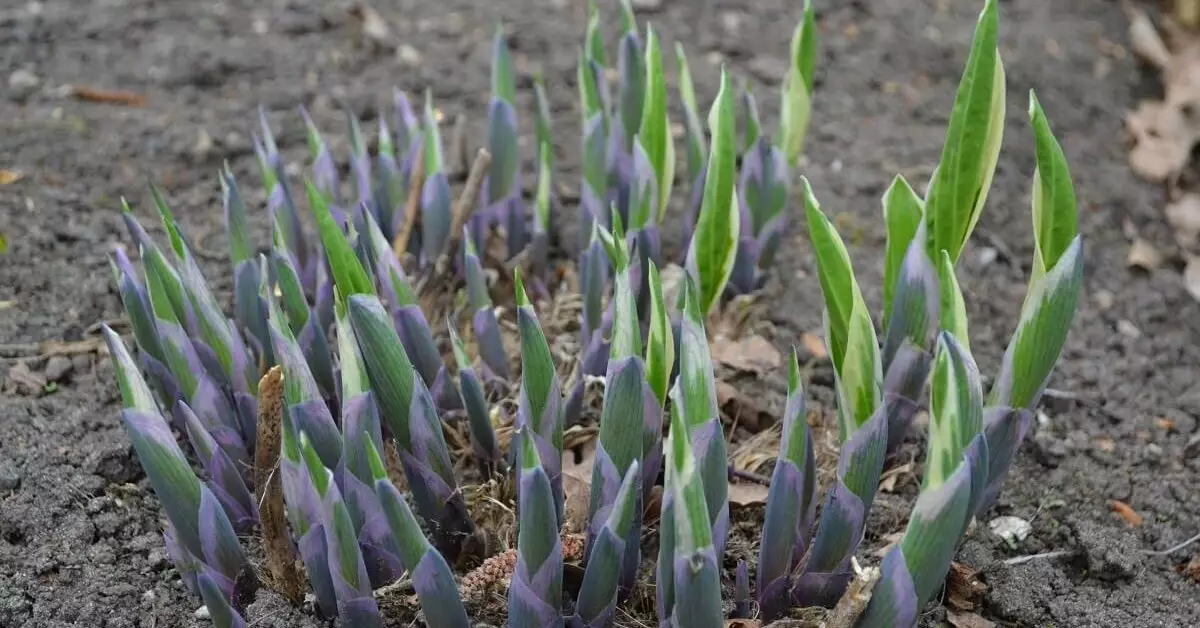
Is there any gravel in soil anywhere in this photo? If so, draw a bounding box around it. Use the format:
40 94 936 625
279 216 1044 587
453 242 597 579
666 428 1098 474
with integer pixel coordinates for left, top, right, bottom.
2 0 1200 626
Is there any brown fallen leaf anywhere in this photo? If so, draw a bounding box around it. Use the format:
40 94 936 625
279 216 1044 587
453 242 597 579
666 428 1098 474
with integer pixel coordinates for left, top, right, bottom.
945 562 988 611
801 331 828 361
878 461 913 493
70 85 147 107
1166 194 1200 248
562 438 597 533
1127 238 1164 270
1156 416 1177 431
1125 5 1200 186
6 361 47 396
1094 436 1117 453
1110 499 1144 527
716 380 771 432
1182 553 1200 582
727 480 770 507
712 334 783 375
947 609 996 628
725 620 761 628
0 170 22 185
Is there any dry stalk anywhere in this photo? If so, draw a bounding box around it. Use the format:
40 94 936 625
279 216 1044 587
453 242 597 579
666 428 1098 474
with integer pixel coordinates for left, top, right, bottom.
392 143 425 261
253 366 305 604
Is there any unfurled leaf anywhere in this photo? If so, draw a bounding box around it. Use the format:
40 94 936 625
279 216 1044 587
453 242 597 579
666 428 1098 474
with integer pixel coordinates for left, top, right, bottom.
617 30 646 151
990 236 1082 410
686 69 740 314
1028 90 1078 277
640 27 674 222
492 26 517 105
925 0 1005 263
803 180 882 436
308 179 374 308
882 175 925 325
779 1 818 167
740 84 762 154
675 44 707 184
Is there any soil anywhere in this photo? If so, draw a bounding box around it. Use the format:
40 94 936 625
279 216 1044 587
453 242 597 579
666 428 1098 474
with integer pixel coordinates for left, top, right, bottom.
3 0 1200 627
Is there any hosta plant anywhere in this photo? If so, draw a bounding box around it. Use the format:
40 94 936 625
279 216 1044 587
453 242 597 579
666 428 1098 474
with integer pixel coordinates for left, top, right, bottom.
101 2 1080 628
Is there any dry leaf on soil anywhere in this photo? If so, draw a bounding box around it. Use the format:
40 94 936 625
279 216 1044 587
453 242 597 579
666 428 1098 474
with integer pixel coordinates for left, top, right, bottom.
1124 6 1200 183
716 380 771 432
562 438 597 533
947 610 996 628
727 481 770 507
1127 237 1164 270
712 334 783 375
946 562 988 611
1110 499 1144 527
1166 194 1200 247
800 331 828 360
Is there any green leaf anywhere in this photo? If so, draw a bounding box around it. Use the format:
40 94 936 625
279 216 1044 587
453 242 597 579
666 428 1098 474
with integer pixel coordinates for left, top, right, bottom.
585 0 607 66
535 142 553 232
645 261 674 405
667 400 712 555
803 180 881 436
881 175 925 326
640 26 675 222
579 52 605 128
991 236 1083 409
1028 90 1078 275
779 1 818 167
618 0 635 34
686 68 740 315
492 25 517 105
336 307 369 399
148 181 187 261
740 83 762 153
925 0 1005 263
676 276 718 431
103 326 159 413
299 431 332 497
220 166 253 267
307 179 374 309
609 252 642 360
937 250 970 356
423 91 444 177
675 43 707 182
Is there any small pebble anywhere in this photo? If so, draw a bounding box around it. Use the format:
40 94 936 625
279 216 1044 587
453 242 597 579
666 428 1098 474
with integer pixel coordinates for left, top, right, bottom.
1094 289 1115 311
44 356 73 382
142 589 156 603
1116 319 1141 339
988 515 1032 549
8 69 40 93
1144 442 1163 464
194 605 210 620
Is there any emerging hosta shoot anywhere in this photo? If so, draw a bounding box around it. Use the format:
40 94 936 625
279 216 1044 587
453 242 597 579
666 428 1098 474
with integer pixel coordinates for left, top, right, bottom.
858 334 990 627
485 26 526 259
510 431 564 628
757 350 817 621
685 68 740 315
515 269 565 521
797 181 888 605
658 396 723 628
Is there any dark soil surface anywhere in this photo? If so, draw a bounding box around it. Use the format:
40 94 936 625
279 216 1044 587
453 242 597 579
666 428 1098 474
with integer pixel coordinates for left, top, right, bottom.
3 0 1200 626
